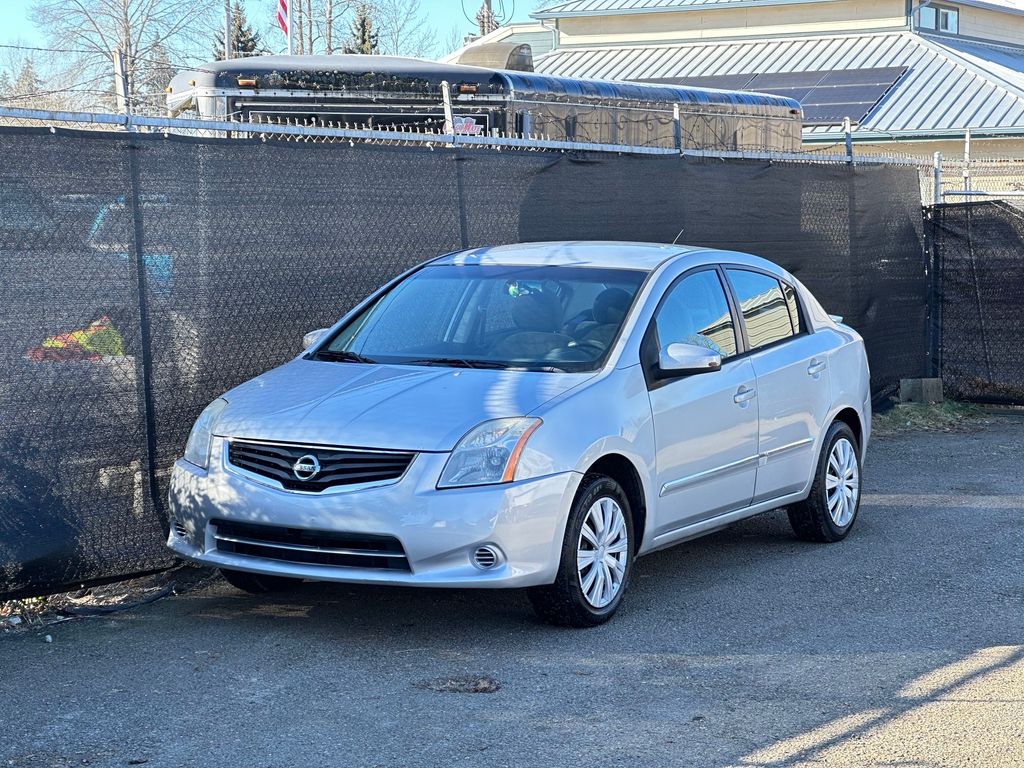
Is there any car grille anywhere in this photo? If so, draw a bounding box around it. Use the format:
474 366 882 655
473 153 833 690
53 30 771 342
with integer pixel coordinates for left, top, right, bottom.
212 519 410 571
227 439 414 493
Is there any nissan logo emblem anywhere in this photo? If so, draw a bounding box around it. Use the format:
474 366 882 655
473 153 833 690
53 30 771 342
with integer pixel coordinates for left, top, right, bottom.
292 454 321 481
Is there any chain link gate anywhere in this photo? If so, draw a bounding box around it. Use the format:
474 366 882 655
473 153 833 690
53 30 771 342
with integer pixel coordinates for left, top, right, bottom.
927 201 1024 405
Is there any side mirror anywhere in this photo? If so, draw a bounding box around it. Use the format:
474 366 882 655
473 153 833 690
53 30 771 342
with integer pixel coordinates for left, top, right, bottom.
302 328 329 350
657 342 722 378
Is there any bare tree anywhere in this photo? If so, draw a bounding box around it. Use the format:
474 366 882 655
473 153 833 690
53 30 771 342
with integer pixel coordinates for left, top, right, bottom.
373 0 437 58
31 0 218 110
289 0 355 55
325 0 336 53
441 24 466 57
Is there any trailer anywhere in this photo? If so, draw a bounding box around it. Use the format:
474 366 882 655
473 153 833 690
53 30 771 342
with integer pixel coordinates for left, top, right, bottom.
167 54 803 153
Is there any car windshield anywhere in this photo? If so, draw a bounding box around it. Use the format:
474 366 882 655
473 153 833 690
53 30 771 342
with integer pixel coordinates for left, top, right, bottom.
317 264 647 372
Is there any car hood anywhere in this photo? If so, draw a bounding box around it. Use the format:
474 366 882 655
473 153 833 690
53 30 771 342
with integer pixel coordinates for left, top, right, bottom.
214 358 594 452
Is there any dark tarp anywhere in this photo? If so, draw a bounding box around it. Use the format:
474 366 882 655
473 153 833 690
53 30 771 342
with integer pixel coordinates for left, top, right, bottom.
0 128 926 598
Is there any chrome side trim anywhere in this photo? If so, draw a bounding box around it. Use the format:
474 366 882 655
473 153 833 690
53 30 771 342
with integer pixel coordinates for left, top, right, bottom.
659 437 815 497
213 533 403 559
660 454 759 496
761 437 814 459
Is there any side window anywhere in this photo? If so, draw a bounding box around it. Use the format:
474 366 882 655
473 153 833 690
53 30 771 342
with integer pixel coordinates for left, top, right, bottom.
654 270 737 358
726 269 795 350
781 281 802 334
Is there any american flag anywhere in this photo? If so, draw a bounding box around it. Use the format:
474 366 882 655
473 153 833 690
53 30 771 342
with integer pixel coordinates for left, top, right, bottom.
276 0 289 37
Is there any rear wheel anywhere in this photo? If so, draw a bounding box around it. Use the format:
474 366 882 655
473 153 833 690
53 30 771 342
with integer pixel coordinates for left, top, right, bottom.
788 421 862 543
528 474 634 627
219 568 302 594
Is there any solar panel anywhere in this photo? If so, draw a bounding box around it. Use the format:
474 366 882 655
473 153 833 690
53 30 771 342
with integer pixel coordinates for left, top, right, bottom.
637 67 907 126
746 71 828 88
641 75 751 91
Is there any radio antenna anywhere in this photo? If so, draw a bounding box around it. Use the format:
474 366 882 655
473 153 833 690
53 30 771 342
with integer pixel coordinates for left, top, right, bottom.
671 228 685 245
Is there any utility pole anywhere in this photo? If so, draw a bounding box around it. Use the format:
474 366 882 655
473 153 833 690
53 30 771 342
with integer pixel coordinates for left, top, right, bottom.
224 0 232 59
476 0 498 35
325 0 334 54
113 47 132 129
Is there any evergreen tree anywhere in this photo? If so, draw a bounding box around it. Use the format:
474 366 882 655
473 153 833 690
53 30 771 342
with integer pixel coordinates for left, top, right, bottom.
0 70 12 102
136 40 177 114
12 59 45 106
343 4 379 55
214 1 267 59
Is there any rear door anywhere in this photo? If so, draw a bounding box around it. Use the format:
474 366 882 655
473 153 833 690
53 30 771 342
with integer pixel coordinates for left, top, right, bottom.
724 268 834 502
646 268 759 536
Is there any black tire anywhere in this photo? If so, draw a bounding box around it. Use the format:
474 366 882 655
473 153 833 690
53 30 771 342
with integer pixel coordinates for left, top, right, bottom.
788 421 862 543
528 473 635 627
219 568 302 594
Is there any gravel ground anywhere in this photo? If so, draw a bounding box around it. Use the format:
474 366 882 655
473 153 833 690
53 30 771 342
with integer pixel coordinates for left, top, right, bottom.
2 416 1022 768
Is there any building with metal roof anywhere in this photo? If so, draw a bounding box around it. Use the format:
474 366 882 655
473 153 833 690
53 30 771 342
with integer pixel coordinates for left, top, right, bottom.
532 0 1024 19
459 0 1024 157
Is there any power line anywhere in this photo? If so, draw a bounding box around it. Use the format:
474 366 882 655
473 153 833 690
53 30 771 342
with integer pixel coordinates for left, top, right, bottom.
0 43 107 57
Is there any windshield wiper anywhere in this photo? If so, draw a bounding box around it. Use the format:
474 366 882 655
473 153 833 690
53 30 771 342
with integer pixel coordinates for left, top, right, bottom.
406 358 510 370
523 365 569 373
313 349 377 364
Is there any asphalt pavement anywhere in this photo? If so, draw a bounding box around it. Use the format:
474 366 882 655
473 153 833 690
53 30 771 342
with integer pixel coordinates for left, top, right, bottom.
2 417 1023 768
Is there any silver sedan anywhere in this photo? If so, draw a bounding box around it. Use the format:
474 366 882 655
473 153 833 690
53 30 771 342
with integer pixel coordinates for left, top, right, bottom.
168 242 870 626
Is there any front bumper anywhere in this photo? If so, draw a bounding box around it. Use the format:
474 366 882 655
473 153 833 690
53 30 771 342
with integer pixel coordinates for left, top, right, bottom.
167 437 582 588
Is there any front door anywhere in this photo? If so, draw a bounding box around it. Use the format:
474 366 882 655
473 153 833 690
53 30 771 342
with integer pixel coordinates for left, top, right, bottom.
647 268 759 537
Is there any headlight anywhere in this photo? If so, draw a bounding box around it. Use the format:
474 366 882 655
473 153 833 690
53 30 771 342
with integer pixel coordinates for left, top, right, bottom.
437 417 542 489
183 398 227 469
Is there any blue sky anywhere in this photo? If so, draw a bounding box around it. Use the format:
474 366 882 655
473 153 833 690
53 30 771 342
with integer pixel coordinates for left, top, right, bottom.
0 0 535 50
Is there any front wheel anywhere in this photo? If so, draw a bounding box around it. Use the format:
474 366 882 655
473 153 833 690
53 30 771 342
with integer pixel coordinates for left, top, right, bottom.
528 474 634 627
788 421 862 543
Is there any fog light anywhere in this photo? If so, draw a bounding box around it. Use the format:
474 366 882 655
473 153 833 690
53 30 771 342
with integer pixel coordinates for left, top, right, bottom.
473 545 501 570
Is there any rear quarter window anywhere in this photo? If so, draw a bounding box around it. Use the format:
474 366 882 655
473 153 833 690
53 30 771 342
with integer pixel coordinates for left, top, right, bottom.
725 269 795 350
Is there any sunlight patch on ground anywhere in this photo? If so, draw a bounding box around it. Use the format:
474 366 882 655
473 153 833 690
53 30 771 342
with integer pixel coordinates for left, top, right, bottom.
732 646 1024 767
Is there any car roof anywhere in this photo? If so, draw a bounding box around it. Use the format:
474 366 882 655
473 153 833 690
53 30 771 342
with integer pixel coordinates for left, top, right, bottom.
435 241 700 271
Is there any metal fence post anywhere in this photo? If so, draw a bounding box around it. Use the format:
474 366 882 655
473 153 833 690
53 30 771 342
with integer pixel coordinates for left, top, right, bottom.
441 80 456 146
963 127 971 195
933 151 942 205
843 116 853 165
673 103 682 155
124 137 163 527
455 152 469 250
926 205 942 377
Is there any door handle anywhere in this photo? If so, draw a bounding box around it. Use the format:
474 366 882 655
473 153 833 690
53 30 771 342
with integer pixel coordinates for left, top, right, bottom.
734 385 757 404
807 359 827 376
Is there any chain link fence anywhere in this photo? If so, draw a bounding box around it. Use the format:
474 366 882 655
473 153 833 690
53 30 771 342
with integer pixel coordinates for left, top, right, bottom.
920 157 1024 207
926 201 1024 404
1 112 928 599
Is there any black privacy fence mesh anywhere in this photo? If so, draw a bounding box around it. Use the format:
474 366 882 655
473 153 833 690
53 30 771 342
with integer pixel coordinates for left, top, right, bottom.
927 201 1024 404
0 128 926 599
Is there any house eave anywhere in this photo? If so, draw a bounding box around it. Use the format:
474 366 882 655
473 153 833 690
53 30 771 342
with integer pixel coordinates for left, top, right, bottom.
532 0 850 20
805 126 1024 143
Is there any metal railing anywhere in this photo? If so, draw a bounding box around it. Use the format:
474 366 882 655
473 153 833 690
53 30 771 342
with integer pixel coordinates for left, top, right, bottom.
0 105 919 167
